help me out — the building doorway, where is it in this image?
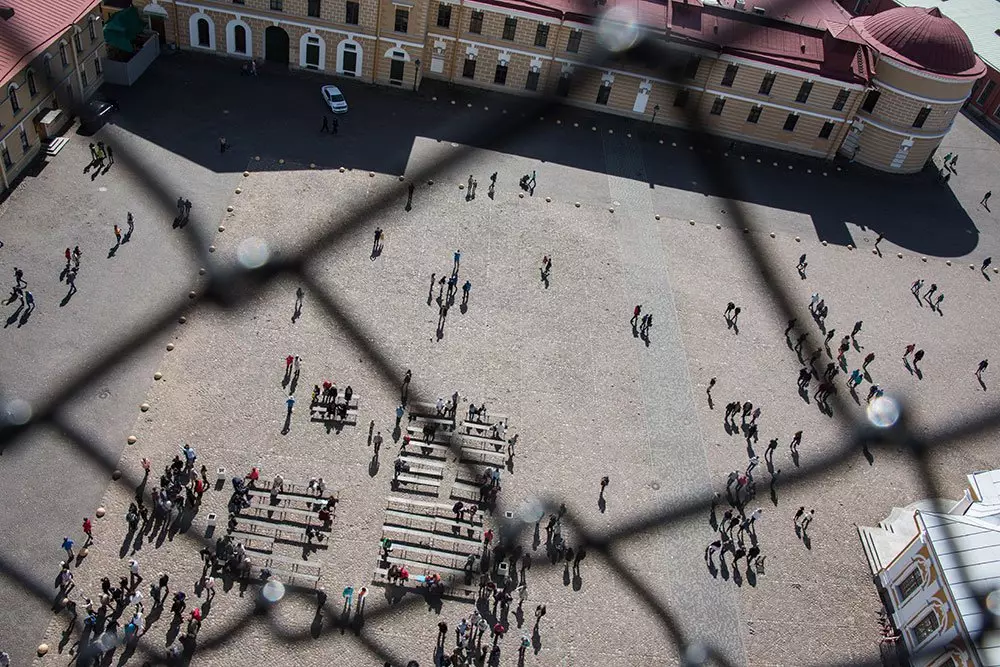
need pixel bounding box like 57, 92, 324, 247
389, 58, 404, 85
148, 16, 166, 45
264, 26, 290, 66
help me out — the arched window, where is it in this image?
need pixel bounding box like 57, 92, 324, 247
337, 40, 362, 77
235, 25, 247, 53
9, 84, 20, 114
300, 32, 326, 70
197, 18, 210, 47
59, 41, 68, 66
189, 13, 216, 50
26, 70, 36, 97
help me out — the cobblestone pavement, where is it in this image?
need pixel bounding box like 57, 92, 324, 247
6, 52, 1000, 667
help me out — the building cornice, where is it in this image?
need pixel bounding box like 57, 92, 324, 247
856, 111, 952, 139
873, 76, 970, 106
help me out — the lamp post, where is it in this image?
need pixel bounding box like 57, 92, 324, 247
413, 58, 421, 92
651, 103, 660, 124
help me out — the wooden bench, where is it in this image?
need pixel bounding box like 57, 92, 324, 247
409, 415, 455, 428
241, 504, 322, 526
384, 497, 484, 528
392, 474, 442, 496
309, 410, 360, 425
405, 425, 452, 444
252, 566, 321, 589
228, 531, 275, 553
258, 552, 322, 575
397, 455, 446, 472
382, 526, 481, 556
456, 432, 507, 450
247, 489, 334, 506
371, 567, 477, 601
458, 448, 508, 467
399, 439, 450, 460
382, 511, 482, 540
237, 516, 309, 538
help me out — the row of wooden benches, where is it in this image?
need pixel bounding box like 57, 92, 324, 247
404, 426, 508, 454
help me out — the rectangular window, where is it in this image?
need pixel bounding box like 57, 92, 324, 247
596, 83, 611, 105
462, 58, 476, 79
270, 0, 283, 10
469, 10, 483, 34
796, 81, 813, 103
94, 57, 102, 77
394, 8, 408, 32
566, 29, 582, 53
783, 113, 798, 131
861, 89, 880, 113
525, 70, 539, 91
1, 144, 10, 168
674, 88, 689, 108
88, 20, 96, 42
746, 105, 761, 123
534, 24, 549, 48
896, 569, 922, 602
305, 40, 320, 69
494, 63, 508, 85
710, 97, 725, 115
684, 55, 700, 79
19, 126, 28, 152
758, 72, 775, 95
912, 611, 939, 644
60, 43, 68, 67
976, 80, 995, 106
833, 89, 850, 111
436, 4, 451, 28
308, 0, 321, 17
913, 106, 931, 128
818, 121, 834, 139
81, 68, 88, 87
720, 64, 738, 87
345, 1, 359, 24
74, 33, 83, 54
502, 17, 517, 40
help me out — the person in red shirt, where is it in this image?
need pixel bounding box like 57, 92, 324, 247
82, 517, 93, 546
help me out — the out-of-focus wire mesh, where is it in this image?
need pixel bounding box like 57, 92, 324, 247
0, 1, 995, 665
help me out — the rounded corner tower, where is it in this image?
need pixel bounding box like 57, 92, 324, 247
841, 6, 985, 173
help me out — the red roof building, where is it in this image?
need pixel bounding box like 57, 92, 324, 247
0, 0, 101, 88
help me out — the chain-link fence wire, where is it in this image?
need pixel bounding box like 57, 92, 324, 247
1, 2, 998, 665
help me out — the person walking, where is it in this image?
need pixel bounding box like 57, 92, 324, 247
126, 212, 134, 238
910, 278, 923, 295
114, 225, 122, 245
800, 509, 815, 534
784, 318, 796, 337
321, 115, 330, 133
982, 191, 992, 209
925, 283, 938, 302
631, 305, 642, 328
453, 249, 461, 274
934, 293, 944, 310
534, 604, 546, 628
462, 280, 471, 306
862, 352, 875, 370
62, 536, 75, 561
851, 320, 863, 339
790, 430, 802, 454
903, 343, 916, 359
983, 257, 993, 273
796, 254, 807, 271
372, 227, 383, 255
793, 506, 805, 525
977, 359, 989, 380
128, 558, 142, 588
219, 136, 229, 153
83, 517, 93, 546
873, 233, 884, 253
331, 118, 339, 135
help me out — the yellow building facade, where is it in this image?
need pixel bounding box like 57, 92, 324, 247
130, 0, 982, 173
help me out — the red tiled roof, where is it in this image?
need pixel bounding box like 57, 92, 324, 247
850, 5, 985, 77
480, 0, 869, 83
0, 0, 99, 88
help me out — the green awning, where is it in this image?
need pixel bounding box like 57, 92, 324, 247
103, 6, 144, 53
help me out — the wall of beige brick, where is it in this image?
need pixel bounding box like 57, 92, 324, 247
853, 123, 937, 173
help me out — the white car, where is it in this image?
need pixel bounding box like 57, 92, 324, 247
321, 85, 348, 113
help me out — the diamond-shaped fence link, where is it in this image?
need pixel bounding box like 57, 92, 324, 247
1, 1, 996, 665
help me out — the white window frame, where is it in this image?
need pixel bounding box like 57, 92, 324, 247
189, 12, 217, 51
225, 19, 252, 57
336, 39, 362, 77
299, 32, 326, 70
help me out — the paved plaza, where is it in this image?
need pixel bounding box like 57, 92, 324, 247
2, 52, 1000, 667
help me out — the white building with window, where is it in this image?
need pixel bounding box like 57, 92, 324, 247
858, 470, 1000, 667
